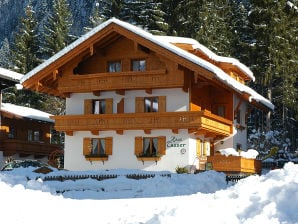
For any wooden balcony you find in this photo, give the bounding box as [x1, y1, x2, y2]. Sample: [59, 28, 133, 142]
[1, 139, 62, 157]
[58, 69, 184, 94]
[207, 154, 262, 175]
[51, 110, 232, 137]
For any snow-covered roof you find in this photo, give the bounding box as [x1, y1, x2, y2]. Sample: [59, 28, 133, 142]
[0, 67, 23, 82]
[155, 36, 255, 81]
[21, 18, 274, 110]
[1, 103, 54, 123]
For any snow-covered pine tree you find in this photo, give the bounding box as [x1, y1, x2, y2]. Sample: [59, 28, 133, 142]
[248, 0, 298, 150]
[0, 38, 12, 69]
[42, 0, 74, 59]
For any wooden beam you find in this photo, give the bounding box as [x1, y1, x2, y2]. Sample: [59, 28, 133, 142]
[145, 89, 152, 94]
[116, 90, 125, 95]
[53, 70, 59, 80]
[144, 129, 151, 134]
[93, 90, 100, 96]
[90, 44, 94, 56]
[91, 130, 99, 135]
[116, 130, 123, 135]
[172, 129, 179, 134]
[65, 131, 73, 136]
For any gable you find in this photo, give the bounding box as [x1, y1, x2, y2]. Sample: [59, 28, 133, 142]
[20, 18, 274, 110]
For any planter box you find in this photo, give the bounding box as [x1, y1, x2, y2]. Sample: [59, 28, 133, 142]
[207, 155, 262, 175]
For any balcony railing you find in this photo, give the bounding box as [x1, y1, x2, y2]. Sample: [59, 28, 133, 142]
[51, 110, 232, 136]
[58, 69, 184, 93]
[207, 154, 262, 174]
[1, 139, 62, 157]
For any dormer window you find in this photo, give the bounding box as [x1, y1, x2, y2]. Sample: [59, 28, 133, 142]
[108, 61, 121, 72]
[132, 59, 146, 71]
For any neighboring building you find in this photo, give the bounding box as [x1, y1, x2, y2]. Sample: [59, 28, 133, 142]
[20, 18, 274, 172]
[0, 67, 61, 168]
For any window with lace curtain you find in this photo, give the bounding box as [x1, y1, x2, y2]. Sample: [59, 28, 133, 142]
[135, 136, 166, 158]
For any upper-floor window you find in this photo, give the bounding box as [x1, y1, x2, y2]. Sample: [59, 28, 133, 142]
[132, 59, 146, 71]
[108, 61, 121, 72]
[93, 100, 106, 114]
[144, 97, 158, 112]
[135, 96, 166, 113]
[8, 127, 15, 139]
[28, 130, 41, 142]
[84, 98, 113, 114]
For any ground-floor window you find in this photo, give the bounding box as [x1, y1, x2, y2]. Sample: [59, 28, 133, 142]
[135, 136, 166, 157]
[83, 137, 113, 159]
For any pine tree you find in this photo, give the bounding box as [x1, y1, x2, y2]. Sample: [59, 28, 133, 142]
[11, 2, 41, 74]
[248, 0, 298, 149]
[42, 0, 74, 59]
[0, 38, 12, 69]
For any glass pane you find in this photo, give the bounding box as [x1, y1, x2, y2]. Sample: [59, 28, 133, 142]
[91, 139, 99, 155]
[99, 100, 106, 114]
[143, 138, 150, 154]
[132, 60, 146, 71]
[108, 62, 121, 72]
[152, 138, 158, 155]
[34, 131, 40, 141]
[139, 60, 146, 71]
[28, 130, 32, 141]
[99, 139, 105, 155]
[152, 97, 158, 112]
[93, 100, 100, 114]
[144, 98, 151, 112]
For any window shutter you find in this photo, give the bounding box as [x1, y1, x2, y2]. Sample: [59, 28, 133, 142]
[105, 98, 113, 114]
[84, 99, 92, 114]
[196, 139, 201, 157]
[83, 138, 92, 155]
[117, 98, 124, 113]
[135, 97, 144, 113]
[203, 142, 207, 156]
[158, 136, 166, 155]
[105, 137, 113, 155]
[158, 96, 166, 112]
[135, 136, 143, 155]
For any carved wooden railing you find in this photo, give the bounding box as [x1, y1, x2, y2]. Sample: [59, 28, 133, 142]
[51, 110, 232, 136]
[207, 154, 262, 174]
[1, 139, 62, 157]
[58, 69, 184, 93]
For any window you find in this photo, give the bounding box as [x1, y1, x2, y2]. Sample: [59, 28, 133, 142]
[93, 100, 106, 114]
[28, 130, 41, 142]
[144, 97, 158, 112]
[213, 105, 225, 118]
[132, 59, 146, 71]
[8, 127, 15, 139]
[135, 96, 166, 113]
[108, 61, 121, 72]
[28, 130, 32, 141]
[83, 137, 113, 159]
[84, 99, 113, 114]
[135, 136, 166, 158]
[196, 139, 210, 157]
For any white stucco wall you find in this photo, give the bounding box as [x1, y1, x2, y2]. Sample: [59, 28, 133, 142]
[64, 129, 197, 172]
[66, 88, 189, 114]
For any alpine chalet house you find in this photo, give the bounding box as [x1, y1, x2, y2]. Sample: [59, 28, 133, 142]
[20, 18, 274, 173]
[0, 67, 61, 168]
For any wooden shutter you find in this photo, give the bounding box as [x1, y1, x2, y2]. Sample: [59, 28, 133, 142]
[105, 137, 113, 155]
[117, 98, 124, 113]
[158, 136, 166, 155]
[158, 96, 166, 112]
[83, 138, 92, 155]
[135, 136, 143, 155]
[84, 99, 93, 114]
[196, 139, 201, 157]
[203, 142, 207, 156]
[105, 98, 113, 114]
[135, 97, 144, 113]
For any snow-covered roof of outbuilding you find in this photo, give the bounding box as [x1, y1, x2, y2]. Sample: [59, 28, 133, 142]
[1, 103, 54, 123]
[0, 67, 23, 82]
[20, 18, 274, 110]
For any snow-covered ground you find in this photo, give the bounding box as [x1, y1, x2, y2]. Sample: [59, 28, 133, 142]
[0, 163, 297, 224]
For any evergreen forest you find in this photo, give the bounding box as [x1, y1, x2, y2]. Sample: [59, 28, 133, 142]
[0, 0, 297, 151]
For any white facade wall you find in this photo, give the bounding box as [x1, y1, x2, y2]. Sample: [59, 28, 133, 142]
[64, 88, 199, 172]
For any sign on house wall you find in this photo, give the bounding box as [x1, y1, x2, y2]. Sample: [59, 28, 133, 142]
[167, 136, 187, 154]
